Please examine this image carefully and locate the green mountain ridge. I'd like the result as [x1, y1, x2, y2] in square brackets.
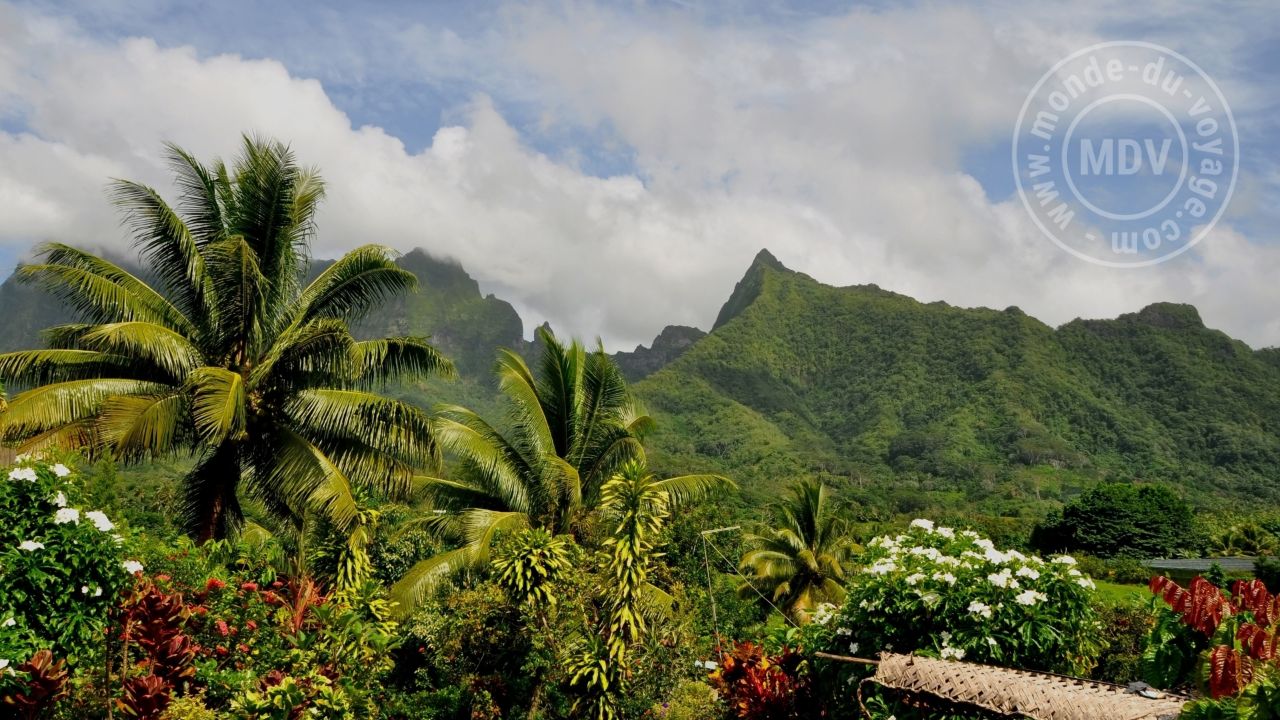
[634, 250, 1280, 515]
[0, 245, 1275, 518]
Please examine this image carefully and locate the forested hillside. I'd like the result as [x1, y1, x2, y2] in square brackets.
[634, 250, 1280, 515]
[2, 246, 1276, 517]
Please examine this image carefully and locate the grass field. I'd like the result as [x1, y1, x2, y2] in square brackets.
[1095, 581, 1149, 606]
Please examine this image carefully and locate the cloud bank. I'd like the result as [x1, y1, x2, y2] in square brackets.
[0, 1, 1277, 349]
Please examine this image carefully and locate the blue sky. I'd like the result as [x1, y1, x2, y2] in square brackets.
[0, 0, 1277, 347]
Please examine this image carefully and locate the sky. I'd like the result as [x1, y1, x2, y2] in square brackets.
[0, 0, 1277, 350]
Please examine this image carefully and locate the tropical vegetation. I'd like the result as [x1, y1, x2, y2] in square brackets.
[0, 137, 452, 544]
[5, 138, 1280, 719]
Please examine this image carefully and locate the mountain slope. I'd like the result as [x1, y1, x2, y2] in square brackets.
[634, 250, 1280, 512]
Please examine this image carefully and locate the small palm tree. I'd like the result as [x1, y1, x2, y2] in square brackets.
[392, 327, 727, 609]
[739, 478, 852, 624]
[0, 137, 453, 541]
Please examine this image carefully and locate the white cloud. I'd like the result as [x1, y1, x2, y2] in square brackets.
[0, 1, 1277, 350]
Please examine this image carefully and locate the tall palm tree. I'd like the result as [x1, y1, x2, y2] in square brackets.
[392, 327, 727, 609]
[0, 137, 453, 541]
[738, 478, 852, 624]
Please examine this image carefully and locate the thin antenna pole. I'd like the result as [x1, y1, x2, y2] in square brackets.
[701, 533, 720, 649]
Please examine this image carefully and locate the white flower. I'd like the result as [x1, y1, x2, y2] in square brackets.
[17, 541, 44, 551]
[51, 491, 67, 508]
[1015, 589, 1048, 606]
[936, 527, 955, 539]
[960, 530, 979, 538]
[1067, 568, 1082, 577]
[93, 587, 102, 597]
[1015, 566, 1040, 580]
[940, 646, 966, 660]
[974, 539, 995, 551]
[905, 573, 926, 586]
[51, 463, 70, 477]
[122, 560, 144, 575]
[84, 510, 114, 532]
[812, 602, 837, 625]
[80, 585, 90, 594]
[1006, 550, 1026, 563]
[984, 547, 1009, 564]
[1077, 577, 1096, 590]
[836, 627, 852, 636]
[968, 601, 993, 618]
[987, 570, 1018, 589]
[933, 572, 957, 585]
[910, 518, 935, 532]
[7, 467, 36, 482]
[849, 642, 860, 655]
[987, 637, 998, 647]
[1052, 555, 1077, 566]
[0, 658, 8, 672]
[2, 617, 14, 627]
[866, 560, 897, 575]
[939, 631, 952, 642]
[920, 591, 941, 607]
[54, 508, 80, 525]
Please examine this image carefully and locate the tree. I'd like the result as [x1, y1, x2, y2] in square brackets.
[738, 478, 852, 624]
[0, 137, 452, 541]
[392, 327, 727, 609]
[1030, 482, 1200, 558]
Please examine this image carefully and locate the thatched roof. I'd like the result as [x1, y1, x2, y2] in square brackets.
[868, 654, 1186, 720]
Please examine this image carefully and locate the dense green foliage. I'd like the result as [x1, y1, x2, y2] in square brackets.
[738, 479, 853, 623]
[0, 460, 137, 673]
[1031, 482, 1200, 558]
[634, 250, 1280, 517]
[821, 522, 1102, 680]
[393, 327, 725, 610]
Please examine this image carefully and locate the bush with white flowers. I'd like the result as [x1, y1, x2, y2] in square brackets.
[822, 519, 1102, 676]
[0, 458, 142, 675]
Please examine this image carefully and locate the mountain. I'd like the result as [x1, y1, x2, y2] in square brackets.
[0, 248, 522, 414]
[3, 244, 1278, 521]
[632, 250, 1280, 515]
[614, 325, 707, 381]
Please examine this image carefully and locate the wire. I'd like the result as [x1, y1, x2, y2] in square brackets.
[700, 528, 803, 632]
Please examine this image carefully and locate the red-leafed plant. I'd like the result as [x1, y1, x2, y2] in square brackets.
[710, 641, 824, 720]
[1151, 575, 1235, 637]
[1, 650, 70, 720]
[114, 579, 199, 718]
[1150, 575, 1280, 699]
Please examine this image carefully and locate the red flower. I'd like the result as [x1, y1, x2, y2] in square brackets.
[215, 620, 229, 637]
[245, 620, 258, 631]
[237, 643, 250, 654]
[215, 645, 228, 657]
[205, 578, 226, 592]
[240, 582, 259, 592]
[155, 574, 171, 582]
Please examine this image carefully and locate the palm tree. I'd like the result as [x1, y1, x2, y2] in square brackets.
[392, 327, 727, 609]
[738, 478, 852, 624]
[0, 137, 453, 541]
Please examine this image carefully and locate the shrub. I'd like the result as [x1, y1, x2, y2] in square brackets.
[1144, 575, 1280, 707]
[1255, 556, 1280, 593]
[159, 691, 218, 720]
[1031, 483, 1199, 558]
[654, 679, 723, 720]
[710, 641, 821, 719]
[1091, 603, 1153, 684]
[0, 458, 142, 711]
[824, 520, 1102, 677]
